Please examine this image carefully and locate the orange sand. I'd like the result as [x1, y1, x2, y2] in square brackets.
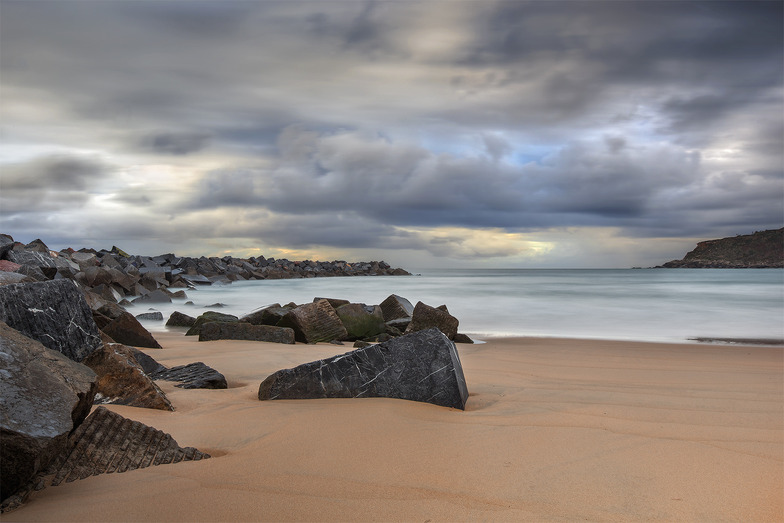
[8, 333, 783, 522]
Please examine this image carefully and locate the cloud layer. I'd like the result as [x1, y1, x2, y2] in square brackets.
[1, 1, 781, 266]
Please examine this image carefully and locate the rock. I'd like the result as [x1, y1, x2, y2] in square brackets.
[335, 303, 386, 340]
[82, 344, 173, 411]
[277, 299, 348, 343]
[0, 234, 15, 259]
[0, 271, 32, 286]
[0, 280, 103, 362]
[198, 322, 295, 344]
[0, 322, 97, 502]
[100, 311, 162, 349]
[136, 311, 164, 321]
[259, 328, 468, 410]
[314, 297, 350, 308]
[24, 239, 49, 252]
[128, 346, 167, 374]
[385, 317, 411, 333]
[240, 305, 291, 326]
[2, 406, 210, 509]
[151, 362, 228, 389]
[166, 311, 196, 328]
[70, 252, 98, 270]
[405, 301, 459, 340]
[353, 340, 372, 348]
[453, 333, 474, 344]
[132, 289, 172, 304]
[185, 311, 239, 336]
[0, 260, 22, 272]
[5, 250, 59, 278]
[379, 294, 414, 322]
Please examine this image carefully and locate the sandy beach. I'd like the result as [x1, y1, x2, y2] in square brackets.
[7, 332, 782, 522]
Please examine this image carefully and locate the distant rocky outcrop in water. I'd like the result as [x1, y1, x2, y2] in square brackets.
[659, 228, 783, 268]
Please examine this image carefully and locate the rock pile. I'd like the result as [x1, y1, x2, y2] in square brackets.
[0, 233, 411, 309]
[181, 293, 473, 346]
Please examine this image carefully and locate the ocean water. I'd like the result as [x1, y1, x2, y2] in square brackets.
[137, 269, 784, 343]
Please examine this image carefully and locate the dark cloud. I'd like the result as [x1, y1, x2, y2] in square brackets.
[1, 1, 781, 264]
[139, 132, 211, 155]
[0, 154, 111, 213]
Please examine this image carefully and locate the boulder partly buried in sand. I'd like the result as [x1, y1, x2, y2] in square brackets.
[151, 362, 228, 389]
[198, 321, 295, 344]
[277, 299, 348, 344]
[0, 279, 103, 362]
[258, 328, 468, 410]
[0, 322, 97, 502]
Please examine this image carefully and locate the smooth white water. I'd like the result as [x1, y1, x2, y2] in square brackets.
[135, 269, 784, 343]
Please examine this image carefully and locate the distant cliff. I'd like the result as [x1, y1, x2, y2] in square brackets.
[660, 228, 783, 268]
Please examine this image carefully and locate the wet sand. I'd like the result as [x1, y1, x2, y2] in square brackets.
[9, 333, 783, 522]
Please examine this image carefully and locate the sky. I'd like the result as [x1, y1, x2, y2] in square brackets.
[1, 0, 782, 268]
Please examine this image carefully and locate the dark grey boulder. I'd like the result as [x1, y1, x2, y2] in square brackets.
[379, 294, 414, 322]
[0, 271, 32, 286]
[128, 346, 167, 374]
[241, 304, 291, 326]
[151, 362, 228, 389]
[453, 333, 474, 344]
[0, 234, 14, 259]
[258, 328, 468, 410]
[166, 311, 196, 328]
[335, 303, 386, 340]
[185, 311, 239, 336]
[198, 322, 295, 344]
[100, 311, 162, 349]
[405, 301, 459, 340]
[277, 299, 347, 343]
[0, 279, 103, 362]
[136, 311, 164, 321]
[132, 289, 171, 304]
[0, 322, 97, 502]
[83, 343, 173, 411]
[6, 250, 59, 279]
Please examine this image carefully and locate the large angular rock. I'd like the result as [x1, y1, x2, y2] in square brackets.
[0, 322, 97, 502]
[100, 311, 162, 349]
[199, 322, 295, 344]
[0, 234, 15, 259]
[240, 304, 288, 326]
[185, 311, 239, 336]
[335, 303, 386, 340]
[166, 311, 196, 328]
[405, 301, 459, 340]
[5, 250, 58, 278]
[0, 280, 103, 362]
[0, 407, 211, 510]
[83, 343, 173, 411]
[277, 299, 348, 343]
[258, 328, 468, 410]
[379, 294, 414, 322]
[151, 362, 228, 389]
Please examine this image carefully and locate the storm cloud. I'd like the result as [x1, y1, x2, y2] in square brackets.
[1, 0, 781, 267]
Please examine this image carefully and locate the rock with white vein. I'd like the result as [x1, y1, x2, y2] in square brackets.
[258, 328, 468, 409]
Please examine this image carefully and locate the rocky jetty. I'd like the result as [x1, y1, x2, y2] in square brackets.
[0, 234, 411, 311]
[258, 328, 469, 410]
[659, 228, 783, 268]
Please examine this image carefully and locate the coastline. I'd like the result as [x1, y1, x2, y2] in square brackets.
[9, 332, 782, 522]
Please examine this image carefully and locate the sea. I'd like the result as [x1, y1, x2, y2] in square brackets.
[137, 268, 784, 344]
